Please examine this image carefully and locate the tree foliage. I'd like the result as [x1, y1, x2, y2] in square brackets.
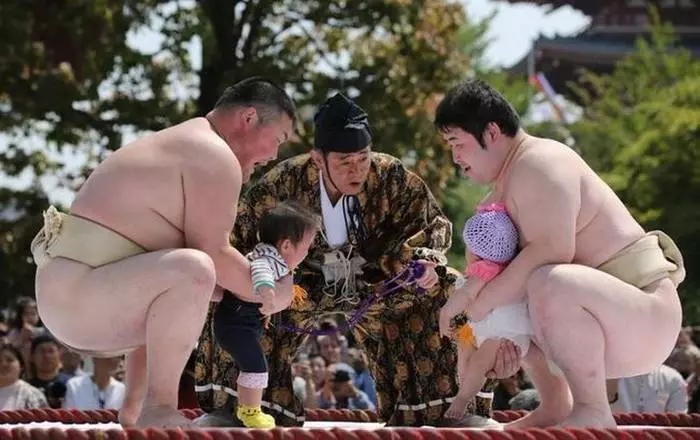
[569, 11, 700, 322]
[0, 0, 198, 306]
[0, 0, 483, 304]
[0, 1, 195, 178]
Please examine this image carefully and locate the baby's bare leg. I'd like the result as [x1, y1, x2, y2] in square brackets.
[457, 343, 471, 385]
[238, 385, 264, 407]
[450, 341, 475, 418]
[445, 339, 499, 420]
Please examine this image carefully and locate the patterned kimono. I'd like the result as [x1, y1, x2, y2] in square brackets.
[194, 152, 496, 426]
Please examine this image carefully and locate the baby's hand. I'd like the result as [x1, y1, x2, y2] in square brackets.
[439, 290, 475, 338]
[258, 286, 276, 316]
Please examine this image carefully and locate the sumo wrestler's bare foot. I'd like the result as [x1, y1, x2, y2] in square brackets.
[119, 347, 147, 427]
[504, 403, 571, 429]
[119, 405, 140, 428]
[134, 405, 197, 429]
[118, 400, 142, 427]
[444, 394, 471, 420]
[557, 404, 616, 429]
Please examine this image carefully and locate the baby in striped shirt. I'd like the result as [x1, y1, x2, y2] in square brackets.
[213, 200, 320, 429]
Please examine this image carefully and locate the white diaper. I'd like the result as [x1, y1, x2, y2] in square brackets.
[471, 302, 533, 357]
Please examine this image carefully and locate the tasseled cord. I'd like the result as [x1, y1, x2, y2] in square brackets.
[291, 284, 308, 309]
[451, 311, 477, 347]
[455, 322, 477, 347]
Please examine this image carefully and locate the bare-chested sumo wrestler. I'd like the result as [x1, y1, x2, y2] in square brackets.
[31, 77, 296, 428]
[434, 79, 685, 428]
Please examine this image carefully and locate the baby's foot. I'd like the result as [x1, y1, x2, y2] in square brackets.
[237, 405, 276, 429]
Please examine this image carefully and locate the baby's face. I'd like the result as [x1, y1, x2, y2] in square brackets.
[279, 229, 317, 270]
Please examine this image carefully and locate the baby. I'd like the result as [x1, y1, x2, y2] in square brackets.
[213, 200, 320, 428]
[439, 202, 534, 419]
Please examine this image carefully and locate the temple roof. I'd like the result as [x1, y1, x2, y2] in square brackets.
[510, 32, 700, 72]
[502, 1, 700, 104]
[509, 32, 700, 102]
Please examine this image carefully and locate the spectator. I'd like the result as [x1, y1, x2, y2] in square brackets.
[316, 365, 375, 411]
[0, 312, 8, 344]
[60, 349, 86, 378]
[0, 343, 47, 409]
[7, 297, 46, 376]
[607, 365, 687, 413]
[309, 354, 327, 391]
[666, 345, 700, 379]
[676, 327, 696, 349]
[291, 353, 318, 408]
[686, 348, 700, 412]
[691, 326, 700, 347]
[64, 356, 125, 410]
[509, 389, 540, 411]
[348, 347, 377, 406]
[317, 320, 350, 361]
[114, 358, 125, 382]
[317, 335, 352, 373]
[493, 373, 522, 411]
[27, 335, 70, 408]
[7, 297, 44, 345]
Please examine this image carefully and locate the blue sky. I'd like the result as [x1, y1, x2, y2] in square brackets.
[2, 0, 590, 205]
[465, 0, 589, 66]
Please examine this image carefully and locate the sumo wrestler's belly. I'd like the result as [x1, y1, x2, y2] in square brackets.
[71, 196, 185, 251]
[574, 216, 646, 268]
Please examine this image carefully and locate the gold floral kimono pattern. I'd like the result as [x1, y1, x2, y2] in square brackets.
[194, 152, 496, 426]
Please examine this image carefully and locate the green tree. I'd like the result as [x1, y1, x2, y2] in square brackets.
[570, 12, 700, 323]
[0, 0, 198, 306]
[0, 187, 49, 308]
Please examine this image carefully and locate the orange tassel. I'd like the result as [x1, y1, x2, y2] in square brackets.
[291, 285, 308, 309]
[455, 322, 477, 347]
